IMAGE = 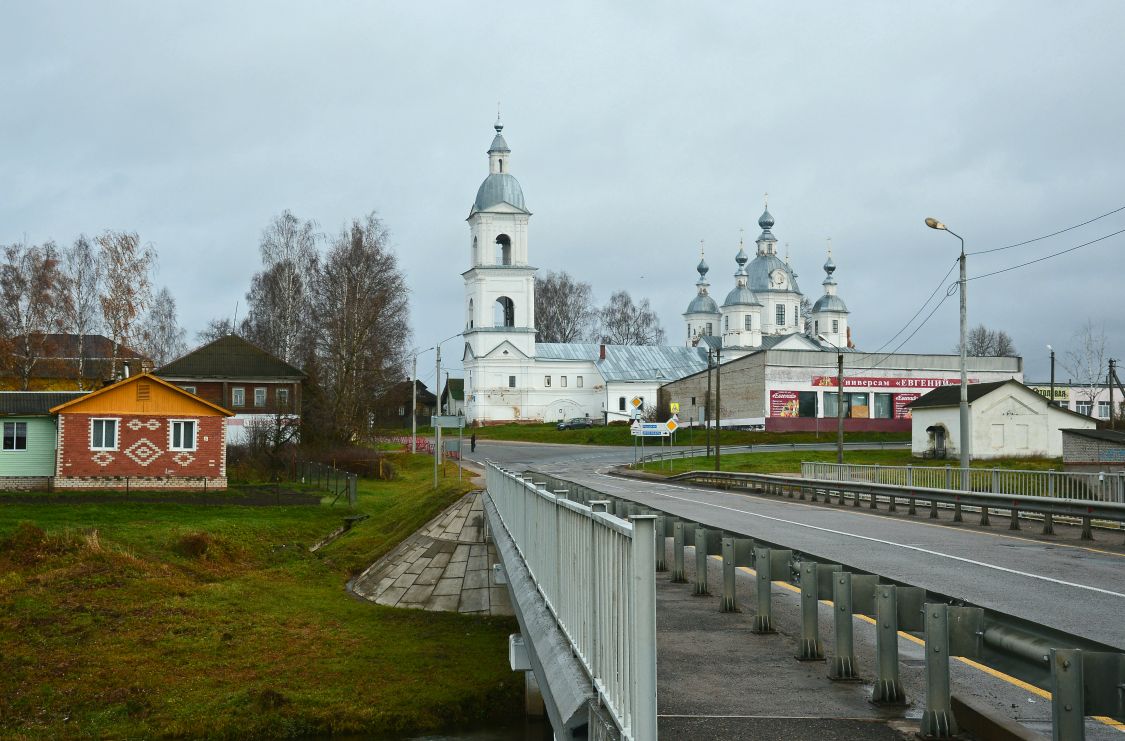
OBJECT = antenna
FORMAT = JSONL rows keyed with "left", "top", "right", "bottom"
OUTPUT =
{"left": 232, "top": 301, "right": 239, "bottom": 333}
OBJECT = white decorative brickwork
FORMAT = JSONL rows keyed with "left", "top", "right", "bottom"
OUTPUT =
{"left": 124, "top": 438, "right": 162, "bottom": 467}
{"left": 172, "top": 452, "right": 195, "bottom": 467}
{"left": 92, "top": 451, "right": 114, "bottom": 467}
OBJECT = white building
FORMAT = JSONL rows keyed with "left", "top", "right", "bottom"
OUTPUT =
{"left": 908, "top": 380, "right": 1095, "bottom": 460}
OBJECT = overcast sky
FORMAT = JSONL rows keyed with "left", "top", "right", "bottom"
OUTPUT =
{"left": 3, "top": 2, "right": 1123, "bottom": 388}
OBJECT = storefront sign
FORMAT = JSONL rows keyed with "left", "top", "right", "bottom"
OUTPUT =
{"left": 893, "top": 393, "right": 921, "bottom": 419}
{"left": 770, "top": 390, "right": 801, "bottom": 417}
{"left": 1030, "top": 386, "right": 1070, "bottom": 401}
{"left": 812, "top": 376, "right": 980, "bottom": 389}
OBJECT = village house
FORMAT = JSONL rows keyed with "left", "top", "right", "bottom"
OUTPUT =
{"left": 0, "top": 391, "right": 87, "bottom": 489}
{"left": 50, "top": 373, "right": 234, "bottom": 490}
{"left": 0, "top": 333, "right": 145, "bottom": 391}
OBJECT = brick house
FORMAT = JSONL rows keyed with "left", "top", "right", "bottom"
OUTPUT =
{"left": 50, "top": 373, "right": 234, "bottom": 490}
{"left": 154, "top": 335, "right": 305, "bottom": 446}
{"left": 1061, "top": 428, "right": 1125, "bottom": 473}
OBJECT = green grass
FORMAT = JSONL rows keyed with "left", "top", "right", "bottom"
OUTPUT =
{"left": 405, "top": 422, "right": 910, "bottom": 447}
{"left": 0, "top": 454, "right": 520, "bottom": 739}
{"left": 640, "top": 448, "right": 1064, "bottom": 476}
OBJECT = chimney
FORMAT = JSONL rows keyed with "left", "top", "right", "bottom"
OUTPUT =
{"left": 599, "top": 344, "right": 606, "bottom": 360}
{"left": 140, "top": 359, "right": 155, "bottom": 374}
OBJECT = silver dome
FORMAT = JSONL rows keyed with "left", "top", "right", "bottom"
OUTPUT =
{"left": 685, "top": 294, "right": 720, "bottom": 314}
{"left": 746, "top": 253, "right": 800, "bottom": 293}
{"left": 473, "top": 173, "right": 527, "bottom": 212}
{"left": 812, "top": 294, "right": 849, "bottom": 313}
{"left": 758, "top": 207, "right": 774, "bottom": 229}
{"left": 722, "top": 285, "right": 761, "bottom": 307}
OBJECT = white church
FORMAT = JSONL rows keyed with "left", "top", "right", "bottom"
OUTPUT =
{"left": 460, "top": 120, "right": 852, "bottom": 424}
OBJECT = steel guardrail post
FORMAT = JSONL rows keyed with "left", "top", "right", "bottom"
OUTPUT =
{"left": 920, "top": 603, "right": 958, "bottom": 739}
{"left": 1081, "top": 514, "right": 1094, "bottom": 540}
{"left": 720, "top": 536, "right": 736, "bottom": 612}
{"left": 830, "top": 571, "right": 859, "bottom": 680}
{"left": 751, "top": 547, "right": 775, "bottom": 634}
{"left": 654, "top": 515, "right": 668, "bottom": 572}
{"left": 1050, "top": 648, "right": 1085, "bottom": 741}
{"left": 1009, "top": 498, "right": 1021, "bottom": 530}
{"left": 797, "top": 561, "right": 825, "bottom": 661}
{"left": 694, "top": 526, "right": 711, "bottom": 596}
{"left": 871, "top": 585, "right": 907, "bottom": 705}
{"left": 672, "top": 521, "right": 687, "bottom": 583}
{"left": 1045, "top": 471, "right": 1057, "bottom": 534}
{"left": 629, "top": 515, "right": 658, "bottom": 741}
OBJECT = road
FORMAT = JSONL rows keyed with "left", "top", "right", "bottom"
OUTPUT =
{"left": 468, "top": 440, "right": 1125, "bottom": 738}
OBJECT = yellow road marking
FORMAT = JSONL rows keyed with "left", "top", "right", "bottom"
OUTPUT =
{"left": 719, "top": 557, "right": 1125, "bottom": 733}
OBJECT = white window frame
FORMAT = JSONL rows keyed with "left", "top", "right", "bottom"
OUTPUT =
{"left": 744, "top": 315, "right": 751, "bottom": 331}
{"left": 277, "top": 388, "right": 290, "bottom": 408}
{"left": 776, "top": 304, "right": 785, "bottom": 326}
{"left": 180, "top": 385, "right": 197, "bottom": 395}
{"left": 832, "top": 319, "right": 839, "bottom": 333}
{"left": 3, "top": 421, "right": 27, "bottom": 451}
{"left": 254, "top": 387, "right": 267, "bottom": 408}
{"left": 232, "top": 387, "right": 245, "bottom": 407}
{"left": 544, "top": 376, "right": 552, "bottom": 387}
{"left": 90, "top": 418, "right": 119, "bottom": 451}
{"left": 1076, "top": 401, "right": 1093, "bottom": 416}
{"left": 508, "top": 375, "right": 516, "bottom": 388}
{"left": 561, "top": 376, "right": 567, "bottom": 388}
{"left": 576, "top": 376, "right": 583, "bottom": 388}
{"left": 1098, "top": 401, "right": 1111, "bottom": 419}
{"left": 168, "top": 419, "right": 198, "bottom": 452}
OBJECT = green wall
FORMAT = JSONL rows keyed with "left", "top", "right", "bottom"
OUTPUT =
{"left": 0, "top": 416, "right": 57, "bottom": 477}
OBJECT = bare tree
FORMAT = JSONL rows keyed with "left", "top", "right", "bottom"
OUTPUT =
{"left": 800, "top": 296, "right": 813, "bottom": 335}
{"left": 535, "top": 271, "right": 595, "bottom": 343}
{"left": 139, "top": 286, "right": 186, "bottom": 367}
{"left": 57, "top": 235, "right": 104, "bottom": 389}
{"left": 595, "top": 290, "right": 666, "bottom": 345}
{"left": 196, "top": 317, "right": 236, "bottom": 345}
{"left": 312, "top": 213, "right": 411, "bottom": 441}
{"left": 97, "top": 230, "right": 156, "bottom": 376}
{"left": 1061, "top": 320, "right": 1107, "bottom": 406}
{"left": 243, "top": 211, "right": 319, "bottom": 363}
{"left": 958, "top": 324, "right": 1018, "bottom": 357}
{"left": 0, "top": 241, "right": 64, "bottom": 389}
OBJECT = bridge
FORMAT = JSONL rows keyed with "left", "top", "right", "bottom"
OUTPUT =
{"left": 476, "top": 441, "right": 1125, "bottom": 740}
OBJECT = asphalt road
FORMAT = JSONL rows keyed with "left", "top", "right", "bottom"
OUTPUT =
{"left": 468, "top": 440, "right": 1125, "bottom": 738}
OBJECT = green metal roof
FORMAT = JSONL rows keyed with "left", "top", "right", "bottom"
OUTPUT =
{"left": 444, "top": 378, "right": 464, "bottom": 401}
{"left": 0, "top": 391, "right": 88, "bottom": 415}
{"left": 155, "top": 335, "right": 306, "bottom": 380}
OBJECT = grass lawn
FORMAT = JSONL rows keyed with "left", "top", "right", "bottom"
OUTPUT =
{"left": 640, "top": 448, "right": 1064, "bottom": 476}
{"left": 0, "top": 454, "right": 521, "bottom": 740}
{"left": 392, "top": 422, "right": 910, "bottom": 448}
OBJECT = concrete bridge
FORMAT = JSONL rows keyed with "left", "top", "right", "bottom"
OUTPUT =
{"left": 477, "top": 441, "right": 1125, "bottom": 741}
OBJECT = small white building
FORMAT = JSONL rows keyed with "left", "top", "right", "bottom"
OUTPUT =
{"left": 908, "top": 380, "right": 1096, "bottom": 460}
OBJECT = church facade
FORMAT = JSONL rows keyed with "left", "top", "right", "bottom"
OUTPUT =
{"left": 459, "top": 121, "right": 851, "bottom": 425}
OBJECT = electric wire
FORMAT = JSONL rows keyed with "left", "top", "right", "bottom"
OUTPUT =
{"left": 967, "top": 227, "right": 1125, "bottom": 282}
{"left": 967, "top": 203, "right": 1125, "bottom": 256}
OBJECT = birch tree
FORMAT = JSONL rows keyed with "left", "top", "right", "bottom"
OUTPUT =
{"left": 535, "top": 271, "right": 595, "bottom": 343}
{"left": 139, "top": 286, "right": 186, "bottom": 366}
{"left": 595, "top": 290, "right": 666, "bottom": 345}
{"left": 0, "top": 241, "right": 64, "bottom": 389}
{"left": 1062, "top": 320, "right": 1108, "bottom": 406}
{"left": 97, "top": 230, "right": 156, "bottom": 377}
{"left": 58, "top": 235, "right": 104, "bottom": 388}
{"left": 243, "top": 211, "right": 318, "bottom": 363}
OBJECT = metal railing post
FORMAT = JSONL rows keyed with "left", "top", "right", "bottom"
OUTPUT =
{"left": 797, "top": 561, "right": 824, "bottom": 661}
{"left": 672, "top": 521, "right": 687, "bottom": 583}
{"left": 629, "top": 515, "right": 658, "bottom": 741}
{"left": 920, "top": 603, "right": 958, "bottom": 738}
{"left": 720, "top": 537, "right": 737, "bottom": 612}
{"left": 1050, "top": 648, "right": 1085, "bottom": 741}
{"left": 654, "top": 515, "right": 668, "bottom": 572}
{"left": 1045, "top": 470, "right": 1056, "bottom": 534}
{"left": 871, "top": 585, "right": 906, "bottom": 705}
{"left": 694, "top": 526, "right": 710, "bottom": 596}
{"left": 830, "top": 571, "right": 858, "bottom": 680}
{"left": 751, "top": 547, "right": 775, "bottom": 634}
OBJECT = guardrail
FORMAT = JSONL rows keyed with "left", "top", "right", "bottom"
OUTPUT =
{"left": 680, "top": 469, "right": 1125, "bottom": 538}
{"left": 486, "top": 463, "right": 657, "bottom": 741}
{"left": 802, "top": 461, "right": 1125, "bottom": 504}
{"left": 530, "top": 469, "right": 1125, "bottom": 740}
{"left": 637, "top": 440, "right": 909, "bottom": 466}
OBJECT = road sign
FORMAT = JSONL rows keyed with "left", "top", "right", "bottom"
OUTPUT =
{"left": 666, "top": 417, "right": 678, "bottom": 433}
{"left": 630, "top": 420, "right": 640, "bottom": 434}
{"left": 670, "top": 402, "right": 680, "bottom": 413}
{"left": 630, "top": 396, "right": 644, "bottom": 409}
{"left": 631, "top": 421, "right": 671, "bottom": 437}
{"left": 431, "top": 415, "right": 464, "bottom": 429}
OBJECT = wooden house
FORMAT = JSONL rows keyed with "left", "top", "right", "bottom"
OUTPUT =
{"left": 0, "top": 391, "right": 87, "bottom": 489}
{"left": 50, "top": 373, "right": 234, "bottom": 490}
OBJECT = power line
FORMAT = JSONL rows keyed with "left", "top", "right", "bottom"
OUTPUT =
{"left": 854, "top": 261, "right": 957, "bottom": 360}
{"left": 968, "top": 227, "right": 1125, "bottom": 281}
{"left": 967, "top": 203, "right": 1125, "bottom": 256}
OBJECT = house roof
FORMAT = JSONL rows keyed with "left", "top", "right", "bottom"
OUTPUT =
{"left": 4, "top": 334, "right": 145, "bottom": 379}
{"left": 534, "top": 343, "right": 711, "bottom": 382}
{"left": 0, "top": 391, "right": 88, "bottom": 416}
{"left": 1060, "top": 428, "right": 1125, "bottom": 444}
{"left": 156, "top": 335, "right": 306, "bottom": 380}
{"left": 907, "top": 380, "right": 1015, "bottom": 409}
{"left": 50, "top": 373, "right": 234, "bottom": 417}
{"left": 443, "top": 378, "right": 464, "bottom": 401}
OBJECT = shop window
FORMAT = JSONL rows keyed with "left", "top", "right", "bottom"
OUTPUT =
{"left": 873, "top": 393, "right": 894, "bottom": 419}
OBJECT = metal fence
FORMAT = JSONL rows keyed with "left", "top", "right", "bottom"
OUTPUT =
{"left": 297, "top": 460, "right": 357, "bottom": 507}
{"left": 801, "top": 461, "right": 1125, "bottom": 503}
{"left": 638, "top": 440, "right": 908, "bottom": 466}
{"left": 486, "top": 463, "right": 656, "bottom": 741}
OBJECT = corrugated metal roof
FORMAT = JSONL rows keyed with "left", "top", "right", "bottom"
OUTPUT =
{"left": 535, "top": 343, "right": 709, "bottom": 382}
{"left": 0, "top": 391, "right": 88, "bottom": 415}
{"left": 156, "top": 335, "right": 306, "bottom": 379}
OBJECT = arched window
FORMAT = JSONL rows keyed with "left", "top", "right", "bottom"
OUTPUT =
{"left": 496, "top": 234, "right": 512, "bottom": 265}
{"left": 498, "top": 158, "right": 504, "bottom": 172}
{"left": 494, "top": 296, "right": 515, "bottom": 327}
{"left": 468, "top": 298, "right": 474, "bottom": 328}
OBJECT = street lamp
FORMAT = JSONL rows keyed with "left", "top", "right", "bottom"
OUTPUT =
{"left": 925, "top": 217, "right": 970, "bottom": 484}
{"left": 1047, "top": 345, "right": 1056, "bottom": 407}
{"left": 818, "top": 334, "right": 845, "bottom": 465}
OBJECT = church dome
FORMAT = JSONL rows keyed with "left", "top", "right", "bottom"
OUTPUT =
{"left": 686, "top": 294, "right": 720, "bottom": 314}
{"left": 758, "top": 207, "right": 774, "bottom": 229}
{"left": 746, "top": 253, "right": 800, "bottom": 294}
{"left": 473, "top": 173, "right": 527, "bottom": 212}
{"left": 812, "top": 294, "right": 849, "bottom": 313}
{"left": 722, "top": 285, "right": 761, "bottom": 307}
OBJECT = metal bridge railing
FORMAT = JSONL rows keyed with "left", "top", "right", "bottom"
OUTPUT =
{"left": 637, "top": 440, "right": 909, "bottom": 466}
{"left": 486, "top": 463, "right": 657, "bottom": 741}
{"left": 801, "top": 461, "right": 1125, "bottom": 503}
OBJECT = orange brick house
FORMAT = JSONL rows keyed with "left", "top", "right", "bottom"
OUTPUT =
{"left": 49, "top": 373, "right": 234, "bottom": 490}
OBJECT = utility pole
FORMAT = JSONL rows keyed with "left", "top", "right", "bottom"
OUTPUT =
{"left": 434, "top": 345, "right": 441, "bottom": 488}
{"left": 705, "top": 350, "right": 713, "bottom": 458}
{"left": 411, "top": 354, "right": 418, "bottom": 454}
{"left": 1109, "top": 358, "right": 1117, "bottom": 430}
{"left": 1048, "top": 345, "right": 1056, "bottom": 408}
{"left": 714, "top": 347, "right": 722, "bottom": 471}
{"left": 836, "top": 350, "right": 845, "bottom": 464}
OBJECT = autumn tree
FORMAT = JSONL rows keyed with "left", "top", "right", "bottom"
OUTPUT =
{"left": 242, "top": 211, "right": 319, "bottom": 363}
{"left": 139, "top": 286, "right": 187, "bottom": 367}
{"left": 57, "top": 235, "right": 104, "bottom": 388}
{"left": 595, "top": 290, "right": 666, "bottom": 345}
{"left": 97, "top": 230, "right": 156, "bottom": 377}
{"left": 0, "top": 241, "right": 64, "bottom": 389}
{"left": 534, "top": 270, "right": 595, "bottom": 343}
{"left": 311, "top": 214, "right": 411, "bottom": 441}
{"left": 958, "top": 324, "right": 1017, "bottom": 357}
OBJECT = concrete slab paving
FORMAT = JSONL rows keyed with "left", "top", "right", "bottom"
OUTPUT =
{"left": 459, "top": 588, "right": 490, "bottom": 613}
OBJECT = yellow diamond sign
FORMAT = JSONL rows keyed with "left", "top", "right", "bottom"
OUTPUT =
{"left": 631, "top": 396, "right": 644, "bottom": 409}
{"left": 666, "top": 418, "right": 678, "bottom": 433}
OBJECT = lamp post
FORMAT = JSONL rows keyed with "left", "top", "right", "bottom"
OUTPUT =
{"left": 925, "top": 217, "right": 970, "bottom": 486}
{"left": 818, "top": 334, "right": 845, "bottom": 464}
{"left": 1047, "top": 344, "right": 1056, "bottom": 407}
